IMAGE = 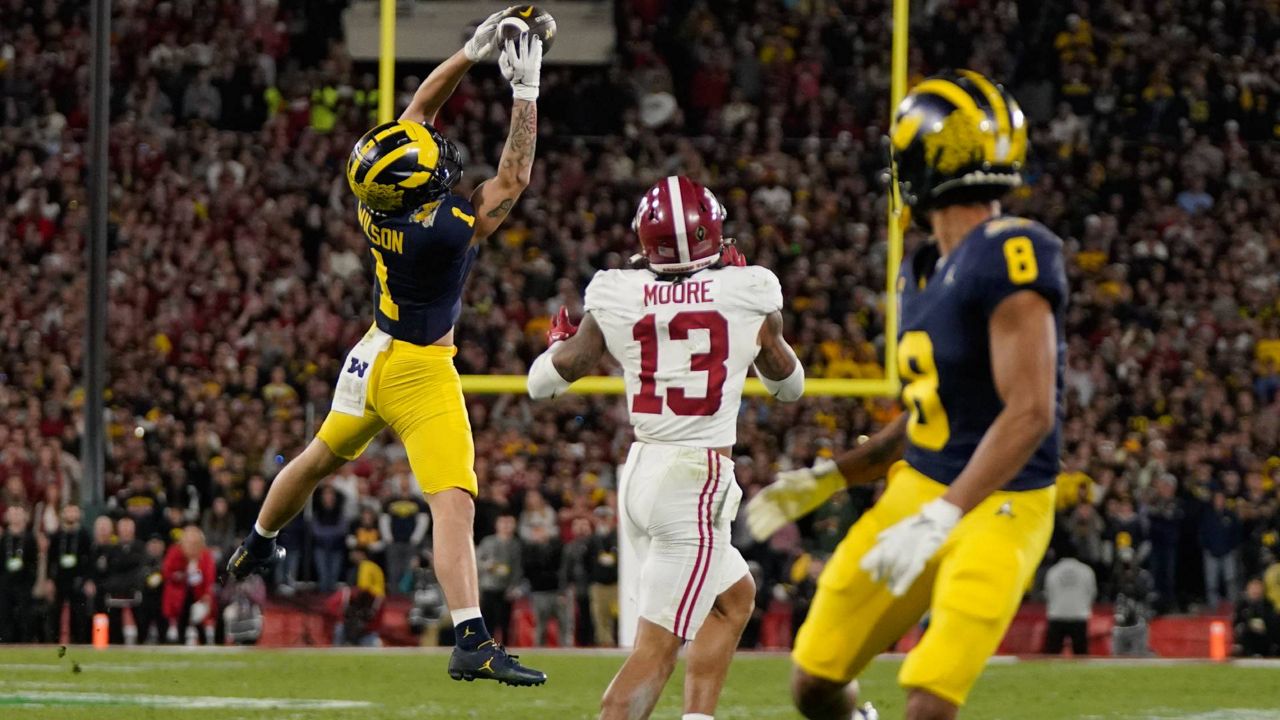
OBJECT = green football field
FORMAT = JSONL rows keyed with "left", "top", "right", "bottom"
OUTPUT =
{"left": 1, "top": 647, "right": 1278, "bottom": 720}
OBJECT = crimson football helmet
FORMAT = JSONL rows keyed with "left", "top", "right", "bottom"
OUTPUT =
{"left": 632, "top": 176, "right": 726, "bottom": 274}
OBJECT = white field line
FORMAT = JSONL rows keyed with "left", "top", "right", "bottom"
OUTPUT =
{"left": 0, "top": 690, "right": 374, "bottom": 711}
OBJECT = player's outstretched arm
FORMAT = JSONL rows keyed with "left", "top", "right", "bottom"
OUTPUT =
{"left": 753, "top": 311, "right": 804, "bottom": 401}
{"left": 470, "top": 33, "right": 541, "bottom": 244}
{"left": 745, "top": 413, "right": 907, "bottom": 541}
{"left": 527, "top": 310, "right": 607, "bottom": 399}
{"left": 400, "top": 9, "right": 506, "bottom": 125}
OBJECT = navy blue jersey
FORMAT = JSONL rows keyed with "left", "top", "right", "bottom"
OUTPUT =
{"left": 897, "top": 216, "right": 1067, "bottom": 491}
{"left": 356, "top": 195, "right": 479, "bottom": 346}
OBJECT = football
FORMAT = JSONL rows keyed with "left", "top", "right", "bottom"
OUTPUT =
{"left": 498, "top": 5, "right": 556, "bottom": 54}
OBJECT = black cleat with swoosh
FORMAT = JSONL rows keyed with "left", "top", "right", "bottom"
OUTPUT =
{"left": 448, "top": 641, "right": 547, "bottom": 687}
{"left": 225, "top": 542, "right": 286, "bottom": 581}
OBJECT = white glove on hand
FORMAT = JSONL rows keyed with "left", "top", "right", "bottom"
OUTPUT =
{"left": 746, "top": 459, "right": 845, "bottom": 541}
{"left": 860, "top": 497, "right": 962, "bottom": 596}
{"left": 500, "top": 33, "right": 543, "bottom": 101}
{"left": 463, "top": 7, "right": 511, "bottom": 62}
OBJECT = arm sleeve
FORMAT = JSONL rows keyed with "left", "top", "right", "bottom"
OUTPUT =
{"left": 527, "top": 344, "right": 572, "bottom": 398}
{"left": 971, "top": 224, "right": 1067, "bottom": 318}
{"left": 755, "top": 360, "right": 805, "bottom": 401}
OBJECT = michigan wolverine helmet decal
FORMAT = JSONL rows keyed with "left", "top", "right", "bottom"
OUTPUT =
{"left": 890, "top": 70, "right": 1028, "bottom": 217}
{"left": 347, "top": 120, "right": 463, "bottom": 215}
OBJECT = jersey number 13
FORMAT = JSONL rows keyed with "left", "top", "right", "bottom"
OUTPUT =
{"left": 631, "top": 311, "right": 728, "bottom": 417}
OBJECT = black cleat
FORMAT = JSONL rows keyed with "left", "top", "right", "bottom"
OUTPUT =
{"left": 448, "top": 642, "right": 547, "bottom": 687}
{"left": 225, "top": 543, "right": 285, "bottom": 580}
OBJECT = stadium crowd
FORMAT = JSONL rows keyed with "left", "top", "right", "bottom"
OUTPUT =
{"left": 2, "top": 0, "right": 1280, "bottom": 654}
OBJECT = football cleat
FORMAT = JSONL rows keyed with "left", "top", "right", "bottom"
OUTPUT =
{"left": 225, "top": 543, "right": 286, "bottom": 581}
{"left": 855, "top": 701, "right": 879, "bottom": 720}
{"left": 448, "top": 641, "right": 547, "bottom": 687}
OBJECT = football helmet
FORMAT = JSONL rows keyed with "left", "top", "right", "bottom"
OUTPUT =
{"left": 632, "top": 176, "right": 725, "bottom": 274}
{"left": 346, "top": 120, "right": 463, "bottom": 215}
{"left": 890, "top": 70, "right": 1027, "bottom": 217}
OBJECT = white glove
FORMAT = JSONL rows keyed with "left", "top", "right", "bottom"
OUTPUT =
{"left": 499, "top": 33, "right": 543, "bottom": 101}
{"left": 463, "top": 7, "right": 511, "bottom": 62}
{"left": 746, "top": 459, "right": 845, "bottom": 541}
{"left": 860, "top": 497, "right": 962, "bottom": 596}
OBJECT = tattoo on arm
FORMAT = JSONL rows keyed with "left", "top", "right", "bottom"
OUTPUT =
{"left": 755, "top": 312, "right": 798, "bottom": 380}
{"left": 498, "top": 100, "right": 537, "bottom": 183}
{"left": 487, "top": 198, "right": 515, "bottom": 218}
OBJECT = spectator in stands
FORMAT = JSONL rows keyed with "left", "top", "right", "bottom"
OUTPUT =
{"left": 477, "top": 514, "right": 522, "bottom": 643}
{"left": 201, "top": 497, "right": 237, "bottom": 566}
{"left": 585, "top": 507, "right": 619, "bottom": 647}
{"left": 346, "top": 506, "right": 386, "bottom": 571}
{"left": 1202, "top": 492, "right": 1244, "bottom": 610}
{"left": 1145, "top": 474, "right": 1184, "bottom": 611}
{"left": 135, "top": 536, "right": 168, "bottom": 645}
{"left": 519, "top": 489, "right": 557, "bottom": 544}
{"left": 380, "top": 475, "right": 430, "bottom": 594}
{"left": 561, "top": 516, "right": 595, "bottom": 646}
{"left": 523, "top": 522, "right": 567, "bottom": 647}
{"left": 47, "top": 503, "right": 93, "bottom": 643}
{"left": 311, "top": 484, "right": 347, "bottom": 593}
{"left": 113, "top": 475, "right": 162, "bottom": 540}
{"left": 330, "top": 546, "right": 385, "bottom": 647}
{"left": 104, "top": 517, "right": 147, "bottom": 644}
{"left": 1234, "top": 578, "right": 1278, "bottom": 657}
{"left": 0, "top": 506, "right": 37, "bottom": 642}
{"left": 235, "top": 476, "right": 268, "bottom": 535}
{"left": 28, "top": 533, "right": 56, "bottom": 643}
{"left": 1263, "top": 549, "right": 1280, "bottom": 614}
{"left": 162, "top": 525, "right": 216, "bottom": 645}
{"left": 1043, "top": 546, "right": 1098, "bottom": 655}
{"left": 87, "top": 516, "right": 115, "bottom": 620}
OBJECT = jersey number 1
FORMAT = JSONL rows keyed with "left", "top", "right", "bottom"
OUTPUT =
{"left": 632, "top": 311, "right": 728, "bottom": 416}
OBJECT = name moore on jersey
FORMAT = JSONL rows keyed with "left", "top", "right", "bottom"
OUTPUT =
{"left": 584, "top": 265, "right": 785, "bottom": 448}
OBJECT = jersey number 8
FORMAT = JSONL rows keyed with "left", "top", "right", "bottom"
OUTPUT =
{"left": 899, "top": 330, "right": 950, "bottom": 451}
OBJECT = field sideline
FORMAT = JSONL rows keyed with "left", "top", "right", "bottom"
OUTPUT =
{"left": 1, "top": 646, "right": 1278, "bottom": 720}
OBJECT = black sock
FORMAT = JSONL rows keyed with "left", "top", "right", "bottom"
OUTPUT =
{"left": 454, "top": 617, "right": 492, "bottom": 651}
{"left": 244, "top": 527, "right": 276, "bottom": 558}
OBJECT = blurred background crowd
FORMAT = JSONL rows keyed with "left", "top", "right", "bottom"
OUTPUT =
{"left": 2, "top": 0, "right": 1280, "bottom": 654}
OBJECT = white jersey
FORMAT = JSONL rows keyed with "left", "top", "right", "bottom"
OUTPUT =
{"left": 584, "top": 265, "right": 783, "bottom": 448}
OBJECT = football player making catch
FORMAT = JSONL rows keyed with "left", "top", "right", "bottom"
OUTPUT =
{"left": 527, "top": 177, "right": 805, "bottom": 720}
{"left": 225, "top": 12, "right": 545, "bottom": 686}
{"left": 746, "top": 71, "right": 1067, "bottom": 720}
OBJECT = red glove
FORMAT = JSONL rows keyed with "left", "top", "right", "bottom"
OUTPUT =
{"left": 721, "top": 244, "right": 747, "bottom": 267}
{"left": 547, "top": 307, "right": 579, "bottom": 346}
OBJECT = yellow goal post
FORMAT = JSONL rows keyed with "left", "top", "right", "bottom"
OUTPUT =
{"left": 378, "top": 0, "right": 910, "bottom": 398}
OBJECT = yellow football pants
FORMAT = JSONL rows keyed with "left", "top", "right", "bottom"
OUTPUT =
{"left": 792, "top": 461, "right": 1055, "bottom": 706}
{"left": 316, "top": 341, "right": 477, "bottom": 496}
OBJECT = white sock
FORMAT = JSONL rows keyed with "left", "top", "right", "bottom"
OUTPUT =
{"left": 254, "top": 521, "right": 278, "bottom": 538}
{"left": 450, "top": 607, "right": 483, "bottom": 625}
{"left": 683, "top": 715, "right": 713, "bottom": 720}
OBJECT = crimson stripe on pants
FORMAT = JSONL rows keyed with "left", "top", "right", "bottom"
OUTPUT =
{"left": 679, "top": 451, "right": 721, "bottom": 638}
{"left": 672, "top": 449, "right": 716, "bottom": 639}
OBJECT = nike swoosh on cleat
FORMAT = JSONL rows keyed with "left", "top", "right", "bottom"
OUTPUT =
{"left": 519, "top": 6, "right": 534, "bottom": 16}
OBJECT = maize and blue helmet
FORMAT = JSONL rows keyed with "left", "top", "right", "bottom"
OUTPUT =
{"left": 890, "top": 69, "right": 1028, "bottom": 219}
{"left": 346, "top": 120, "right": 463, "bottom": 215}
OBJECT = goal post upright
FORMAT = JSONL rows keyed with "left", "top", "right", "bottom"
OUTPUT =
{"left": 378, "top": 0, "right": 395, "bottom": 124}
